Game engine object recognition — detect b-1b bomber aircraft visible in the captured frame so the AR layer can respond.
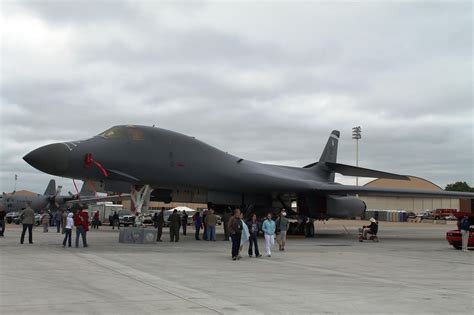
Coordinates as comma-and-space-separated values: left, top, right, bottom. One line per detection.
23, 125, 474, 224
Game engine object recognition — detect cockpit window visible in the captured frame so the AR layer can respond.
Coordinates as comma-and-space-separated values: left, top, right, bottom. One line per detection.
98, 126, 145, 140
128, 127, 145, 140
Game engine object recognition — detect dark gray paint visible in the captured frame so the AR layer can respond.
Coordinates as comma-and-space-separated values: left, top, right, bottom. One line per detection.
22, 125, 474, 218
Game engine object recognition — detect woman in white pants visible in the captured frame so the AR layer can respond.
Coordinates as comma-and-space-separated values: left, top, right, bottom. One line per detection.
262, 213, 276, 257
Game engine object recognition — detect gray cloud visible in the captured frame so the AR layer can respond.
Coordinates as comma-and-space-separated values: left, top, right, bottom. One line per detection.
0, 1, 472, 194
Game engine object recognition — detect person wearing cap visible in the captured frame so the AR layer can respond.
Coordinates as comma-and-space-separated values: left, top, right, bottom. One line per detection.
362, 218, 378, 239
276, 210, 290, 251
459, 215, 471, 252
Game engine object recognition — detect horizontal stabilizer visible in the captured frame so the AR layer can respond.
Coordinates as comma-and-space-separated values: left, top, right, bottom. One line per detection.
325, 162, 409, 180
314, 182, 474, 198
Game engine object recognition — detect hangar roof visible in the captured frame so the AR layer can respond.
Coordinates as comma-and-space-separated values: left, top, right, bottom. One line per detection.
4, 190, 39, 196
364, 176, 443, 191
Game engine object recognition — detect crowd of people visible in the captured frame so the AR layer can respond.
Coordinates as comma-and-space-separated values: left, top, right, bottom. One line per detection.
1, 202, 471, 256
223, 208, 290, 260
0, 202, 91, 247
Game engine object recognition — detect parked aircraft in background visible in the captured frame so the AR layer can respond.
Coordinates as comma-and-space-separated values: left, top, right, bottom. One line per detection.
0, 179, 127, 213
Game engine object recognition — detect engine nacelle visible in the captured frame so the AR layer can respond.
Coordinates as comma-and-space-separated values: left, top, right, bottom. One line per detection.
325, 195, 366, 219
298, 194, 366, 219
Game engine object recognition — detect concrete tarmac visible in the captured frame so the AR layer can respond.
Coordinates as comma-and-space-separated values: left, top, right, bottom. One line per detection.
0, 220, 472, 314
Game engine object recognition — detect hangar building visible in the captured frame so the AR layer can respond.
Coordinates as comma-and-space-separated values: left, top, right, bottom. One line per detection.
358, 176, 470, 213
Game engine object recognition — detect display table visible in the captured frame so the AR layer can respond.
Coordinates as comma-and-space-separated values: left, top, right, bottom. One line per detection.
119, 227, 157, 244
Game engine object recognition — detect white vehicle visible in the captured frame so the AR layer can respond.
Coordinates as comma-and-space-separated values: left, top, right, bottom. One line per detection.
164, 207, 196, 226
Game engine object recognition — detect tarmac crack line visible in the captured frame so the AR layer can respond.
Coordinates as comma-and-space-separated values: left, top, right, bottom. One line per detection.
263, 258, 472, 297
74, 252, 223, 314
73, 252, 261, 315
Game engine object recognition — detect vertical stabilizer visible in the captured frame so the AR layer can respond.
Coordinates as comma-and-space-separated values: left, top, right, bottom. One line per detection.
43, 179, 56, 196
79, 181, 97, 197
319, 130, 339, 163
310, 130, 340, 182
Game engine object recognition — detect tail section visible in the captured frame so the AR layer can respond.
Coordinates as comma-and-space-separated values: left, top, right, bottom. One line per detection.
319, 130, 339, 163
79, 181, 97, 197
43, 179, 56, 196
308, 130, 408, 182
307, 131, 340, 182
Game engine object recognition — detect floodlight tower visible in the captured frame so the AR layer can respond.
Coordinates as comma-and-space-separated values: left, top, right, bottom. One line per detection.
352, 126, 362, 186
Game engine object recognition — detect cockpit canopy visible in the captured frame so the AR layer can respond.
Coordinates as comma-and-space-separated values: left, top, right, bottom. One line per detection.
98, 126, 145, 141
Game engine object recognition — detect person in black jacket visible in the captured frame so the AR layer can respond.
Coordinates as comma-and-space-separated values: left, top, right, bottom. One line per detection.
181, 210, 188, 236
112, 211, 119, 230
247, 213, 261, 257
228, 209, 243, 260
362, 218, 378, 239
0, 208, 6, 237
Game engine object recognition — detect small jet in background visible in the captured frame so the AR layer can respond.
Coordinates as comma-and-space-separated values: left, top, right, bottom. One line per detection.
0, 179, 128, 213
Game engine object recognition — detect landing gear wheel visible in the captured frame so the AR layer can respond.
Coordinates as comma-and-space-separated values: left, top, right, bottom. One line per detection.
305, 221, 315, 237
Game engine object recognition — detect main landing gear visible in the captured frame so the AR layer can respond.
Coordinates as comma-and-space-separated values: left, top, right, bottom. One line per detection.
131, 185, 154, 226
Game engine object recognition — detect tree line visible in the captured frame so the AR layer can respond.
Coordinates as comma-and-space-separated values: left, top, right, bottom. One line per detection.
445, 181, 474, 192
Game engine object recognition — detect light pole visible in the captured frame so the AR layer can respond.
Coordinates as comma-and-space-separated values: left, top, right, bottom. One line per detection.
352, 126, 361, 186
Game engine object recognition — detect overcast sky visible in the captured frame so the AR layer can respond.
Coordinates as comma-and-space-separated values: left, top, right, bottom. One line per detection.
0, 0, 472, 195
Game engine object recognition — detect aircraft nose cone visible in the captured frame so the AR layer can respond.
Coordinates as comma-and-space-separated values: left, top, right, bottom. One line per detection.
23, 143, 70, 176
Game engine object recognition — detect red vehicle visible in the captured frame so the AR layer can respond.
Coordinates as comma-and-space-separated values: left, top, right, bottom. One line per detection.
446, 229, 474, 249
432, 208, 457, 220
446, 212, 473, 250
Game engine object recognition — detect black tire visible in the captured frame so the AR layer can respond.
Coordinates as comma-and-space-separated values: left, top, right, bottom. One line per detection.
305, 222, 315, 237
453, 245, 462, 250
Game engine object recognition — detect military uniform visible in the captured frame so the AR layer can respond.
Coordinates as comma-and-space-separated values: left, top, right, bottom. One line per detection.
156, 211, 164, 242
169, 211, 180, 242
222, 212, 231, 241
